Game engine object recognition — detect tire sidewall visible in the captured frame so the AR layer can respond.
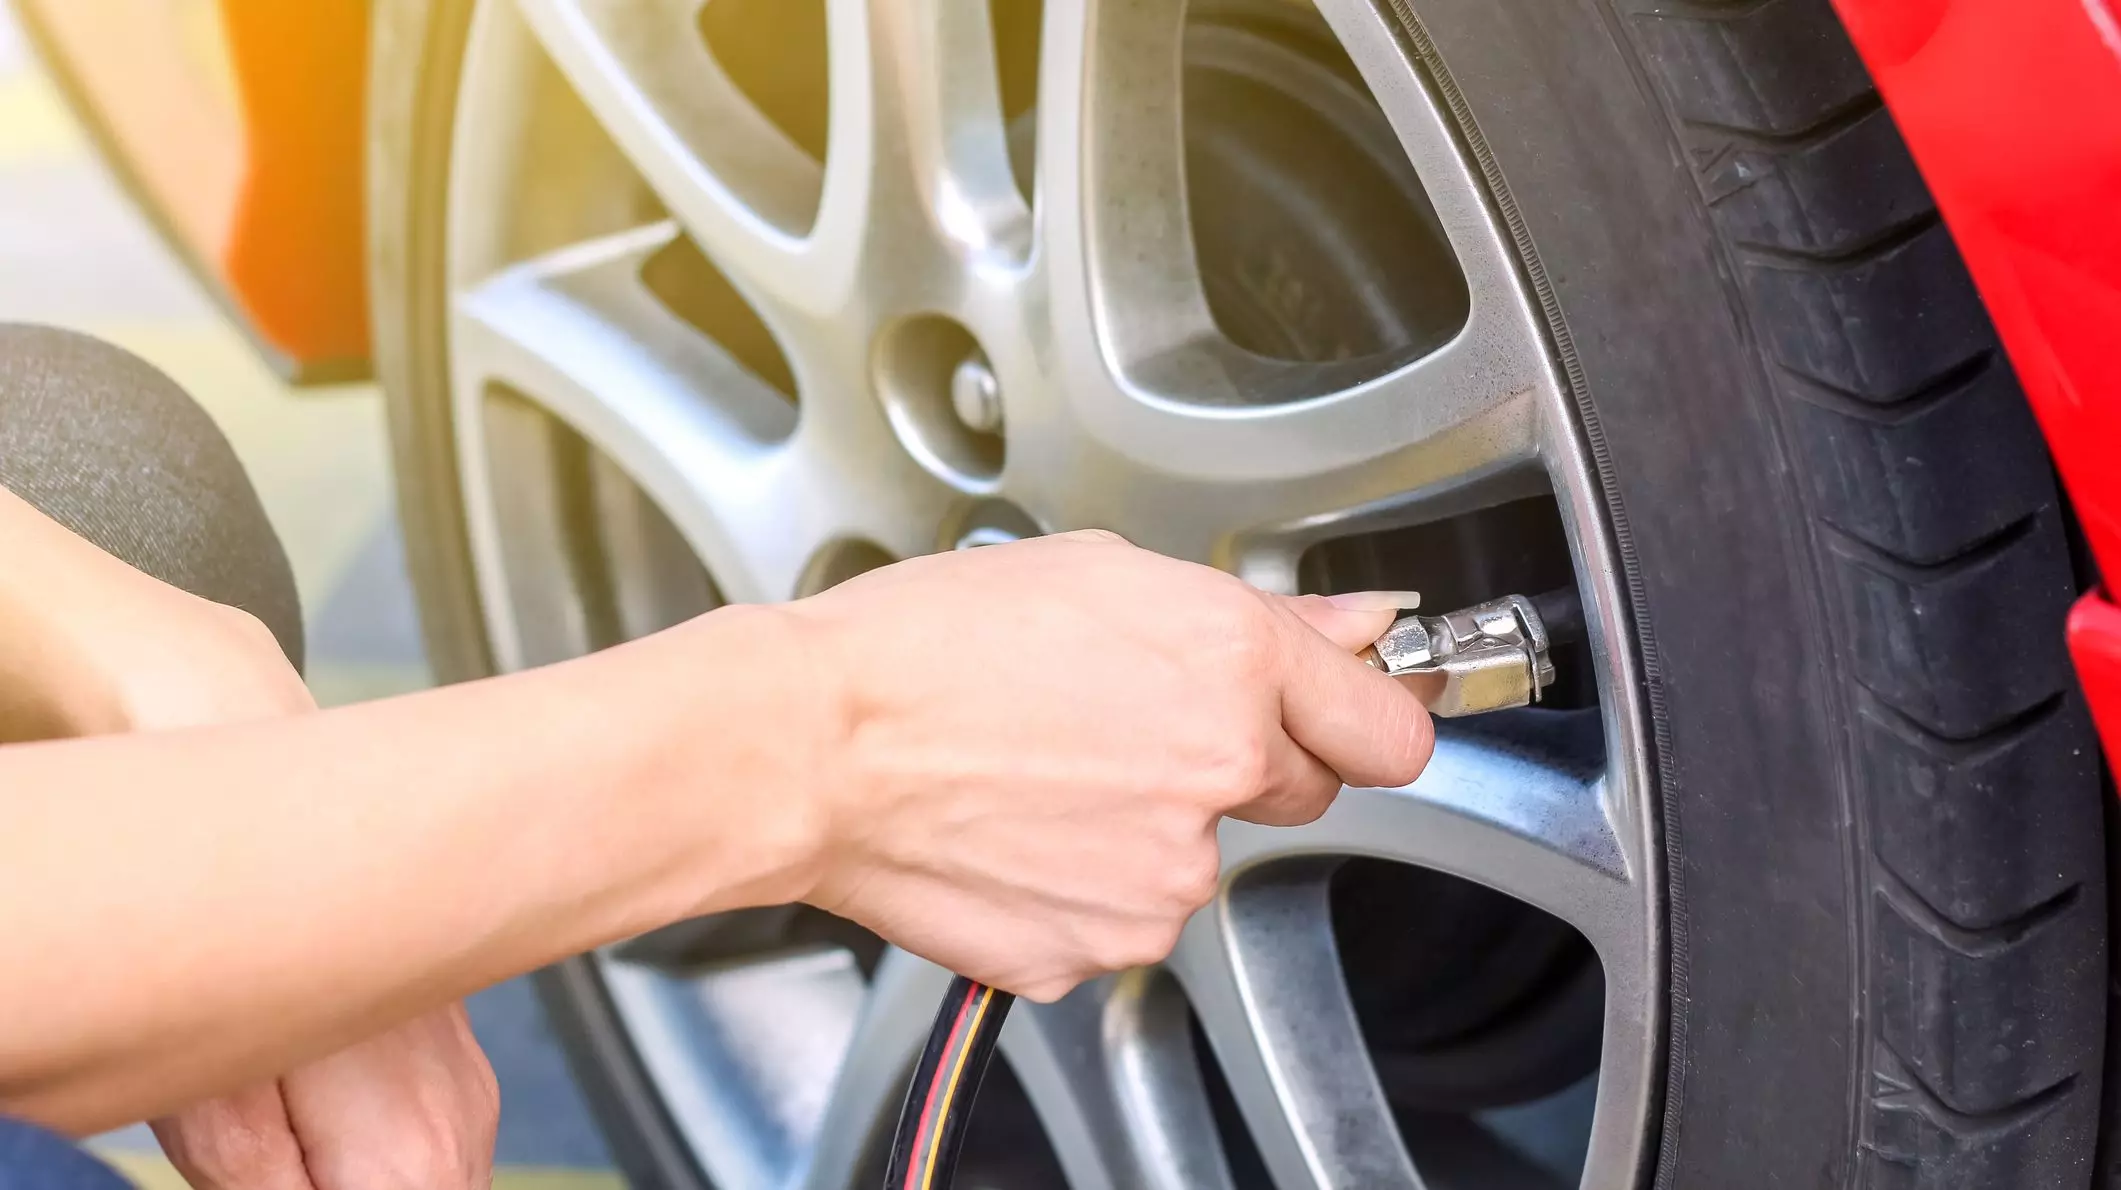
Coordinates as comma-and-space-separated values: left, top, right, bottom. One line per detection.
1388, 1, 1862, 1180
1389, 0, 2101, 1186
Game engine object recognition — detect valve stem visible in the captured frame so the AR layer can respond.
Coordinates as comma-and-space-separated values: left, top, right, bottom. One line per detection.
1359, 593, 1562, 717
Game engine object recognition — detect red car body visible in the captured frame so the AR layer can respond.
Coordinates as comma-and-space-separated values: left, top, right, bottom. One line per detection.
1833, 0, 2121, 766
20, 0, 2121, 760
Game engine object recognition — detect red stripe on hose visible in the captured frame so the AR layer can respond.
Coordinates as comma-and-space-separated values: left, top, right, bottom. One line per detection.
902, 982, 980, 1190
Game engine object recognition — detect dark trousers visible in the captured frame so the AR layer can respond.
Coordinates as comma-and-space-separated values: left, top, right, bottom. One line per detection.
0, 1121, 130, 1190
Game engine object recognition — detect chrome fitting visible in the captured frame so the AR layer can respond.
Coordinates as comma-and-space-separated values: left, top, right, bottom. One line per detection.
1360, 594, 1557, 717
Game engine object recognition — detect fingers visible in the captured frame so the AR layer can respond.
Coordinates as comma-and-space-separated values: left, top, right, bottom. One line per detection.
1269, 597, 1435, 792
152, 1086, 314, 1190
1281, 591, 1418, 653
1281, 592, 1449, 708
281, 1006, 499, 1190
1051, 527, 1129, 546
1229, 733, 1344, 827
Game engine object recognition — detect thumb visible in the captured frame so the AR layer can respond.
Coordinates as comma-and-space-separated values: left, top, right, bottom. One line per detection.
1280, 591, 1421, 653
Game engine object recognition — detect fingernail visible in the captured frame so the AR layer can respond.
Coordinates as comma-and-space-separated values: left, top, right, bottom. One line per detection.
1325, 590, 1421, 613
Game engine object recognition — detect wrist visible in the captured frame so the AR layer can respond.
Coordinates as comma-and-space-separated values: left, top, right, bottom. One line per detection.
598, 601, 847, 929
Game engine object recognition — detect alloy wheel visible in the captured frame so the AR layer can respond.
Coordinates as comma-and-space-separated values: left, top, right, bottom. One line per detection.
438, 1, 1662, 1186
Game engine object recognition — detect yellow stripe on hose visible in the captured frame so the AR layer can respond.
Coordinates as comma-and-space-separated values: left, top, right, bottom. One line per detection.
918, 983, 997, 1190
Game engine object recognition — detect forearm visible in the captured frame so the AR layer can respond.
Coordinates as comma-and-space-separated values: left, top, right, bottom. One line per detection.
0, 604, 825, 1134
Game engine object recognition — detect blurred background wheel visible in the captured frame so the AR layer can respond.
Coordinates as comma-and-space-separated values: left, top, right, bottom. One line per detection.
368, 0, 2105, 1187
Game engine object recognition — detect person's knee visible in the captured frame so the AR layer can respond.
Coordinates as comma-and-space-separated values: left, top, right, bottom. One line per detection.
0, 325, 302, 670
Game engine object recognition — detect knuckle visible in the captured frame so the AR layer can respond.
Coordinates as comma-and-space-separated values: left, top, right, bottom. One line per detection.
166, 1129, 285, 1186
342, 1124, 478, 1190
1057, 527, 1127, 546
1099, 920, 1183, 971
1089, 934, 1133, 972
153, 1092, 301, 1183
1242, 792, 1305, 829
1172, 845, 1223, 910
1142, 917, 1188, 964
1179, 573, 1266, 650
1202, 737, 1274, 803
1092, 930, 1142, 972
1284, 773, 1343, 827
468, 1062, 502, 1140
1280, 798, 1329, 829
1023, 975, 1076, 1003
317, 1096, 489, 1189
1209, 597, 1278, 673
454, 1026, 503, 1130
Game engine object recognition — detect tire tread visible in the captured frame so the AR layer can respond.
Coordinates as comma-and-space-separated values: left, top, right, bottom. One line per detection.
1618, 0, 2105, 1184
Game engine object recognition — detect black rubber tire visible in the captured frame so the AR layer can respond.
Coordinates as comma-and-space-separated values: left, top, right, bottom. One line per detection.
368, 0, 2108, 1186
1376, 0, 2107, 1184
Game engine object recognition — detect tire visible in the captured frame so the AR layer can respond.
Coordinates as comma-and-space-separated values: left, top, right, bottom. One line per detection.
1388, 0, 2105, 1183
368, 0, 2106, 1186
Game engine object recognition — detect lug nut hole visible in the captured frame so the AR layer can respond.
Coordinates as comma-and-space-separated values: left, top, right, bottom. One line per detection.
799, 538, 898, 596
875, 316, 1005, 491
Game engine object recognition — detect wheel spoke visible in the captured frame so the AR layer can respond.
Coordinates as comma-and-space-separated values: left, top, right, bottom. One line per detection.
818, 0, 1030, 280
1171, 723, 1650, 1190
1002, 972, 1238, 1190
450, 225, 932, 660
1024, 260, 1555, 582
1023, 379, 1545, 586
1223, 724, 1634, 946
511, 0, 835, 309
1026, 0, 1562, 581
1167, 864, 1425, 1190
1048, 288, 1552, 490
1035, 0, 1214, 375
1578, 987, 1661, 1190
599, 946, 872, 1190
1307, 0, 1542, 348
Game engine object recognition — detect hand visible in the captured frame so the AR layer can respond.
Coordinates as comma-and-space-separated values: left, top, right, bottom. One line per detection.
143, 685, 501, 1190
785, 530, 1433, 1001
0, 489, 501, 1186
118, 615, 501, 1190
152, 1007, 498, 1190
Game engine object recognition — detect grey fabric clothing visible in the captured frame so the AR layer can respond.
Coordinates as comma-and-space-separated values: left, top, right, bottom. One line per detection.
0, 324, 302, 668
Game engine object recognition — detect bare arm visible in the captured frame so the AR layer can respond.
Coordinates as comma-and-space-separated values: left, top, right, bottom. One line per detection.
0, 498, 1431, 1135
0, 607, 818, 1132
0, 483, 820, 1131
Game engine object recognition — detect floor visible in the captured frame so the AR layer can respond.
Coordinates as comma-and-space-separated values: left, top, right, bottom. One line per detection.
0, 11, 622, 1186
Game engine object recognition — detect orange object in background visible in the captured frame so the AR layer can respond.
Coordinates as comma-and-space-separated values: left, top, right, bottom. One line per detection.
15, 0, 371, 383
